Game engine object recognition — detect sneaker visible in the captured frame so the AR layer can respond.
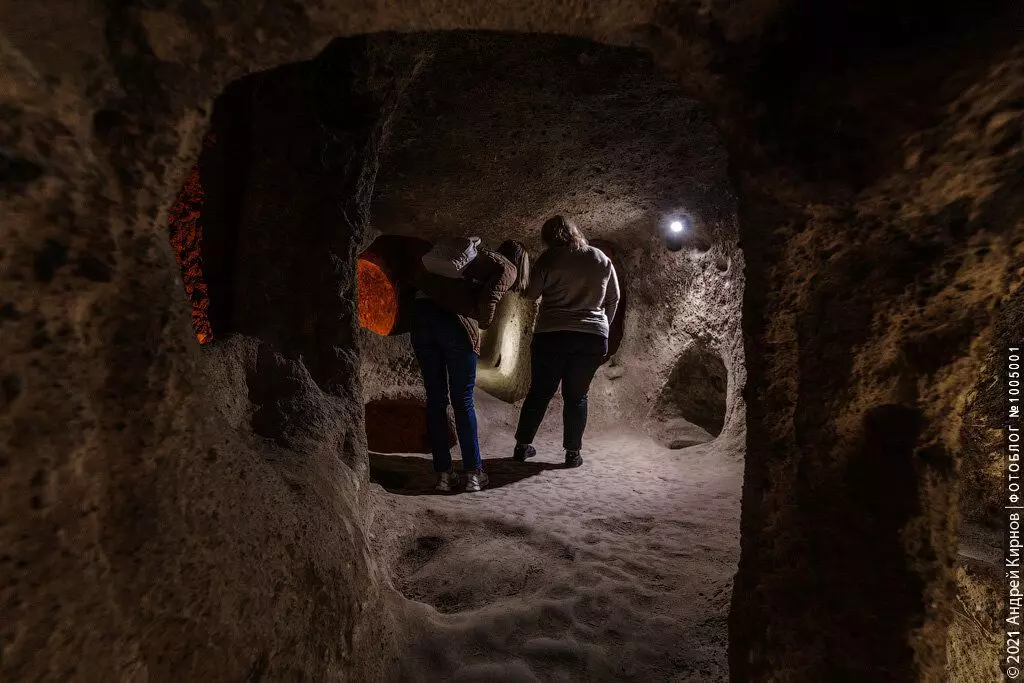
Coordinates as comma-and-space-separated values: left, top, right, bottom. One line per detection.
513, 443, 536, 462
436, 470, 459, 492
465, 470, 489, 492
564, 450, 583, 468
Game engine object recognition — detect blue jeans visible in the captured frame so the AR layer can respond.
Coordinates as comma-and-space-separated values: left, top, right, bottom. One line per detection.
514, 331, 607, 451
410, 298, 482, 472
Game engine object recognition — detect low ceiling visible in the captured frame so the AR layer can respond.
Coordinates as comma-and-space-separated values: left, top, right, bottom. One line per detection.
370, 32, 736, 253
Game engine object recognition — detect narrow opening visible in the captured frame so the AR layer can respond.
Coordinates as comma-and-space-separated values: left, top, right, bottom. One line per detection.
654, 340, 729, 448
357, 257, 398, 336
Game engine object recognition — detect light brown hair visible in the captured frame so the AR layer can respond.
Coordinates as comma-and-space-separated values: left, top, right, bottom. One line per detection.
541, 215, 587, 251
496, 240, 530, 292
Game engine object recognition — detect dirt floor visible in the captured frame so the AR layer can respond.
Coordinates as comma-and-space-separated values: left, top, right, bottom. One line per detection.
367, 393, 743, 682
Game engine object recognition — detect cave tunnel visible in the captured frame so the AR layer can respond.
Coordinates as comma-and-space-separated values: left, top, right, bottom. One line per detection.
4, 2, 1023, 682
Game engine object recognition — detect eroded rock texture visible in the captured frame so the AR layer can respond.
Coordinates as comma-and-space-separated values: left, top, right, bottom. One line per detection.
719, 6, 1023, 680
1, 27, 428, 681
1, 1, 1021, 682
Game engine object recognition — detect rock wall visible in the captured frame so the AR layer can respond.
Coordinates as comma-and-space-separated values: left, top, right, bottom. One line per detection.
717, 6, 1022, 678
1, 24, 427, 681
2, 1, 1021, 681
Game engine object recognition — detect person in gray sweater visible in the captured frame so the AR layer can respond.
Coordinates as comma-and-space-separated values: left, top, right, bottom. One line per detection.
513, 215, 620, 468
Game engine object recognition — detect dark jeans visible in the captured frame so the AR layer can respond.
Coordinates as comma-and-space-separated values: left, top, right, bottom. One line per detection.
410, 298, 482, 472
514, 331, 608, 452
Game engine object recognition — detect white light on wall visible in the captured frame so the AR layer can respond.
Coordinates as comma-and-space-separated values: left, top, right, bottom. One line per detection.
670, 220, 684, 233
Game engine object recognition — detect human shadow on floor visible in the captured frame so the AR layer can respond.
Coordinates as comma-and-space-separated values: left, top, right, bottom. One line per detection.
369, 454, 561, 496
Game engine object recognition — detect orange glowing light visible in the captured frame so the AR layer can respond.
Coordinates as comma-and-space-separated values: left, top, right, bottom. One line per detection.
357, 257, 398, 336
168, 132, 217, 345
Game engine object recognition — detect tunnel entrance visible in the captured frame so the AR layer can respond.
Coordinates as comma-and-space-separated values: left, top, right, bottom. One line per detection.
654, 341, 728, 447
358, 32, 744, 680
356, 234, 433, 338
165, 30, 746, 683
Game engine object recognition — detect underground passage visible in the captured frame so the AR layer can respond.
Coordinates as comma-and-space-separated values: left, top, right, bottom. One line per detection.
3, 3, 1023, 682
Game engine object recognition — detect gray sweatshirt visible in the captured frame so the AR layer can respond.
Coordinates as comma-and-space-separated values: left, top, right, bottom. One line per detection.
524, 245, 620, 337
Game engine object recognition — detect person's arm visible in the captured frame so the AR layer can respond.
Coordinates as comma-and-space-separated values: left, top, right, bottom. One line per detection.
476, 252, 517, 329
603, 261, 620, 325
523, 251, 547, 302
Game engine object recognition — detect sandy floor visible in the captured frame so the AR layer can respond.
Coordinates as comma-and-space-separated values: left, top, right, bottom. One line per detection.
368, 394, 744, 682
